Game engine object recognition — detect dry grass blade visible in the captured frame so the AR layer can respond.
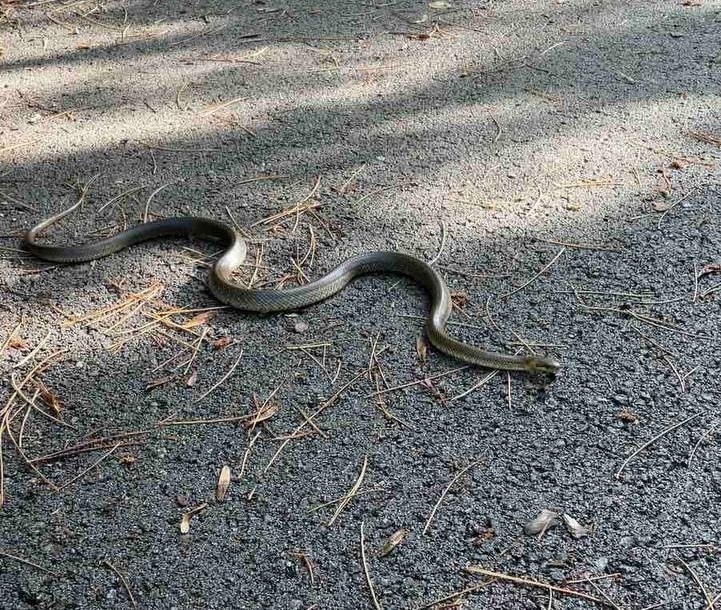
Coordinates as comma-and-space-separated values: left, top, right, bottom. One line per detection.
615, 412, 701, 479
448, 370, 499, 402
489, 111, 502, 144
328, 455, 368, 526
465, 566, 610, 606
428, 221, 448, 265
360, 521, 383, 610
338, 164, 366, 194
142, 183, 173, 223
1, 318, 24, 355
423, 459, 483, 535
368, 365, 469, 397
198, 95, 245, 117
251, 176, 322, 228
238, 431, 262, 481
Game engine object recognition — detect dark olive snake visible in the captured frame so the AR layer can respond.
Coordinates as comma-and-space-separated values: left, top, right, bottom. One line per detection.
23, 200, 560, 374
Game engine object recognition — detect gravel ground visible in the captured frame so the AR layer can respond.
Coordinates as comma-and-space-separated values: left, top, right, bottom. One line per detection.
1, 1, 720, 609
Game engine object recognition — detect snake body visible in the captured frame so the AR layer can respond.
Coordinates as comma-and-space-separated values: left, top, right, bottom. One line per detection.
23, 201, 560, 374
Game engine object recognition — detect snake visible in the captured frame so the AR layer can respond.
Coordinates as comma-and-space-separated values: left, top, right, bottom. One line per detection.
23, 199, 560, 374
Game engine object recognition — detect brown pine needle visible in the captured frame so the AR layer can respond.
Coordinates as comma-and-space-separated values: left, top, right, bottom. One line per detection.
501, 248, 565, 299
368, 365, 469, 397
465, 566, 610, 606
0, 549, 59, 576
101, 560, 138, 608
263, 370, 365, 473
417, 582, 492, 609
428, 221, 448, 265
328, 455, 368, 526
158, 413, 252, 427
615, 412, 701, 479
448, 370, 499, 402
57, 442, 122, 492
423, 459, 483, 535
678, 559, 715, 609
194, 350, 243, 403
360, 521, 383, 610
688, 130, 721, 146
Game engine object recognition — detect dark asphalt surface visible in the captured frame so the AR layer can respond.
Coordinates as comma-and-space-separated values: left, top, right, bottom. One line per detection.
1, 1, 720, 609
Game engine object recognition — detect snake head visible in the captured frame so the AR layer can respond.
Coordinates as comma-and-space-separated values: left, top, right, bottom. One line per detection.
524, 356, 561, 375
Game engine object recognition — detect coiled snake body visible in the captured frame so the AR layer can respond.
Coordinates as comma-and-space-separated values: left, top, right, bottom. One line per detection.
24, 201, 560, 374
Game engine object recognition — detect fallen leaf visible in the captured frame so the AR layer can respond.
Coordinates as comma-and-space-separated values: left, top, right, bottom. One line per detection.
216, 465, 231, 502
117, 453, 137, 468
429, 0, 449, 8
472, 526, 495, 546
450, 291, 469, 310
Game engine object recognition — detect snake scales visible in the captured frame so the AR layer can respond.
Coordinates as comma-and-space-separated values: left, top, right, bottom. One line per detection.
23, 200, 560, 374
